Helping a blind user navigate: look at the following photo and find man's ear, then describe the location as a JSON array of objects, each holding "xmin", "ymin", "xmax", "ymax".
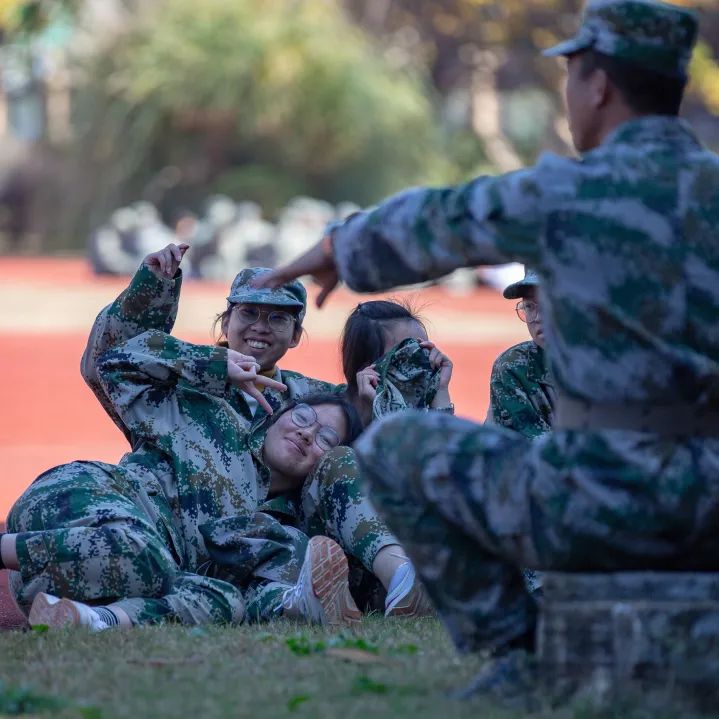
[{"xmin": 591, "ymin": 67, "xmax": 611, "ymax": 109}]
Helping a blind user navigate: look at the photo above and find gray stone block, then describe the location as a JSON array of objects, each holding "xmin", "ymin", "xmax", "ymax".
[{"xmin": 537, "ymin": 572, "xmax": 719, "ymax": 710}]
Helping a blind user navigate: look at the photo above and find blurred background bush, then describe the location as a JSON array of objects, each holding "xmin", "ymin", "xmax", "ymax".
[{"xmin": 0, "ymin": 0, "xmax": 717, "ymax": 255}]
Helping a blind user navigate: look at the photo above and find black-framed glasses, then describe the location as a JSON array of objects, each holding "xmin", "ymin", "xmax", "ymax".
[
  {"xmin": 233, "ymin": 304, "xmax": 296, "ymax": 333},
  {"xmin": 290, "ymin": 403, "xmax": 341, "ymax": 452},
  {"xmin": 515, "ymin": 300, "xmax": 540, "ymax": 323}
]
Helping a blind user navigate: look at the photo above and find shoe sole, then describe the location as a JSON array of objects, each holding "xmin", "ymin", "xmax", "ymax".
[
  {"xmin": 308, "ymin": 537, "xmax": 361, "ymax": 626},
  {"xmin": 28, "ymin": 593, "xmax": 81, "ymax": 629},
  {"xmin": 0, "ymin": 570, "xmax": 28, "ymax": 631}
]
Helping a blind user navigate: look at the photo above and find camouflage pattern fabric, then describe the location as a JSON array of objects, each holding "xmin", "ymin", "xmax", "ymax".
[
  {"xmin": 81, "ymin": 263, "xmax": 183, "ymax": 443},
  {"xmin": 7, "ymin": 461, "xmax": 245, "ymax": 626},
  {"xmin": 81, "ymin": 264, "xmax": 339, "ymax": 435},
  {"xmin": 8, "ymin": 331, "xmax": 278, "ymax": 625},
  {"xmin": 356, "ymin": 410, "xmax": 719, "ymax": 652},
  {"xmin": 371, "ymin": 338, "xmax": 440, "ymax": 421},
  {"xmin": 488, "ymin": 341, "xmax": 555, "ymax": 439},
  {"xmin": 543, "ymin": 0, "xmax": 699, "ymax": 79},
  {"xmin": 227, "ymin": 267, "xmax": 306, "ymax": 321},
  {"xmin": 327, "ymin": 114, "xmax": 719, "ymax": 651},
  {"xmin": 331, "ymin": 116, "xmax": 719, "ymax": 413},
  {"xmin": 201, "ymin": 446, "xmax": 398, "ymax": 620}
]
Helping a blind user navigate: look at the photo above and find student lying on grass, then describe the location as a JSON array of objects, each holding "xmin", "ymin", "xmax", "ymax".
[
  {"xmin": 0, "ymin": 332, "xmax": 426, "ymax": 631},
  {"xmin": 71, "ymin": 243, "xmax": 433, "ymax": 624}
]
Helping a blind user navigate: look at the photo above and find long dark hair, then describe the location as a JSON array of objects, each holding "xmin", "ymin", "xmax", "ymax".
[
  {"xmin": 267, "ymin": 392, "xmax": 363, "ymax": 446},
  {"xmin": 341, "ymin": 300, "xmax": 426, "ymax": 398}
]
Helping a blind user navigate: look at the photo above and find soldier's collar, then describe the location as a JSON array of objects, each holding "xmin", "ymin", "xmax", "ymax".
[{"xmin": 598, "ymin": 116, "xmax": 700, "ymax": 153}]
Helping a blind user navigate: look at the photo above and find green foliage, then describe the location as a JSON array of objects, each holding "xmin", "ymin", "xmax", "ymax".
[
  {"xmin": 351, "ymin": 675, "xmax": 389, "ymax": 695},
  {"xmin": 69, "ymin": 0, "xmax": 447, "ymax": 235},
  {"xmin": 0, "ymin": 682, "xmax": 67, "ymax": 715}
]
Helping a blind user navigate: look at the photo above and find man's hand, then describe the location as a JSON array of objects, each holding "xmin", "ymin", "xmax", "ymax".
[
  {"xmin": 144, "ymin": 243, "xmax": 190, "ymax": 280},
  {"xmin": 252, "ymin": 236, "xmax": 339, "ymax": 308},
  {"xmin": 226, "ymin": 349, "xmax": 287, "ymax": 415}
]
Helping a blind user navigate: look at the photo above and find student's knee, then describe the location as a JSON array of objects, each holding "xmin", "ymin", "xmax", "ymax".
[
  {"xmin": 106, "ymin": 524, "xmax": 178, "ymax": 595},
  {"xmin": 354, "ymin": 411, "xmax": 429, "ymax": 496}
]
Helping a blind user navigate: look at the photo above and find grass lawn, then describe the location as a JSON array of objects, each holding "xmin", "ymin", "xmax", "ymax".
[{"xmin": 0, "ymin": 617, "xmax": 714, "ymax": 719}]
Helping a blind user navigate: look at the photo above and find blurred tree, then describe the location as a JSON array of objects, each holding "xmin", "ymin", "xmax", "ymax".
[
  {"xmin": 58, "ymin": 0, "xmax": 448, "ymax": 249},
  {"xmin": 345, "ymin": 0, "xmax": 719, "ymax": 168}
]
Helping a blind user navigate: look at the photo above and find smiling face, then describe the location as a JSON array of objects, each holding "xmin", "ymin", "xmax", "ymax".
[
  {"xmin": 263, "ymin": 403, "xmax": 348, "ymax": 484},
  {"xmin": 223, "ymin": 303, "xmax": 301, "ymax": 372}
]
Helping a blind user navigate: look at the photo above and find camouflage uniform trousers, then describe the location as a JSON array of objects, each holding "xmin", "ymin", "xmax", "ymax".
[
  {"xmin": 7, "ymin": 461, "xmax": 245, "ymax": 626},
  {"xmin": 202, "ymin": 445, "xmax": 398, "ymax": 621},
  {"xmin": 355, "ymin": 410, "xmax": 719, "ymax": 653}
]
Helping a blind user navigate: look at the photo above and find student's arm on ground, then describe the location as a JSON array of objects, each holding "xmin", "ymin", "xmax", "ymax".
[
  {"xmin": 331, "ymin": 165, "xmax": 549, "ymax": 293},
  {"xmin": 80, "ymin": 261, "xmax": 184, "ymax": 440}
]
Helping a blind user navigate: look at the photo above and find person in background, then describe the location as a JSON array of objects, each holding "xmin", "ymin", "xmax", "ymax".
[{"xmin": 487, "ymin": 268, "xmax": 555, "ymax": 438}]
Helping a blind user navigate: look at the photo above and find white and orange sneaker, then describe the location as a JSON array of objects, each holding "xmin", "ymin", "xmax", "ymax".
[
  {"xmin": 384, "ymin": 561, "xmax": 434, "ymax": 618},
  {"xmin": 28, "ymin": 593, "xmax": 110, "ymax": 632},
  {"xmin": 281, "ymin": 536, "xmax": 361, "ymax": 626}
]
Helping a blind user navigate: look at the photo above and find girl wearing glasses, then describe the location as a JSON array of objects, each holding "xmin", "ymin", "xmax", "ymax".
[
  {"xmin": 486, "ymin": 268, "xmax": 555, "ymax": 439},
  {"xmin": 0, "ymin": 330, "xmax": 369, "ymax": 631},
  {"xmin": 81, "ymin": 243, "xmax": 339, "ymax": 447},
  {"xmin": 272, "ymin": 299, "xmax": 456, "ymax": 620},
  {"xmin": 11, "ymin": 242, "xmax": 424, "ymax": 629}
]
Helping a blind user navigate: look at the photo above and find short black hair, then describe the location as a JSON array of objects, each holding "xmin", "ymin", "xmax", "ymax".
[
  {"xmin": 269, "ymin": 392, "xmax": 363, "ymax": 446},
  {"xmin": 341, "ymin": 300, "xmax": 426, "ymax": 399},
  {"xmin": 578, "ymin": 49, "xmax": 686, "ymax": 116}
]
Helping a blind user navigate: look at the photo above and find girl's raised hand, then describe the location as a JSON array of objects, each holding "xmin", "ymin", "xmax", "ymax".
[
  {"xmin": 420, "ymin": 340, "xmax": 453, "ymax": 390},
  {"xmin": 355, "ymin": 365, "xmax": 379, "ymax": 425},
  {"xmin": 144, "ymin": 243, "xmax": 190, "ymax": 280},
  {"xmin": 226, "ymin": 349, "xmax": 287, "ymax": 415},
  {"xmin": 356, "ymin": 365, "xmax": 380, "ymax": 402}
]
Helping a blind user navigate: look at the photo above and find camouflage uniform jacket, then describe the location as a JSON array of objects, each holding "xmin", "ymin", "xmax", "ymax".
[
  {"xmin": 81, "ymin": 264, "xmax": 338, "ymax": 444},
  {"xmin": 330, "ymin": 116, "xmax": 719, "ymax": 417},
  {"xmin": 95, "ymin": 329, "xmax": 271, "ymax": 570},
  {"xmin": 488, "ymin": 341, "xmax": 555, "ymax": 439}
]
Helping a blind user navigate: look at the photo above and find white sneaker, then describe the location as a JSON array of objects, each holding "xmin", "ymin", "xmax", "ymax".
[
  {"xmin": 384, "ymin": 561, "xmax": 434, "ymax": 618},
  {"xmin": 29, "ymin": 593, "xmax": 109, "ymax": 632},
  {"xmin": 281, "ymin": 536, "xmax": 361, "ymax": 626}
]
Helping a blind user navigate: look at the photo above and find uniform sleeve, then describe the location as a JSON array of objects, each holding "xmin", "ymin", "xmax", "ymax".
[
  {"xmin": 80, "ymin": 264, "xmax": 183, "ymax": 441},
  {"xmin": 96, "ymin": 330, "xmax": 228, "ymax": 441},
  {"xmin": 331, "ymin": 165, "xmax": 547, "ymax": 292},
  {"xmin": 488, "ymin": 360, "xmax": 548, "ymax": 440}
]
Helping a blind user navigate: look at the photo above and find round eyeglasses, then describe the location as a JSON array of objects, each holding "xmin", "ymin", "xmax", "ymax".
[
  {"xmin": 290, "ymin": 403, "xmax": 341, "ymax": 452},
  {"xmin": 233, "ymin": 304, "xmax": 296, "ymax": 333},
  {"xmin": 515, "ymin": 300, "xmax": 540, "ymax": 323}
]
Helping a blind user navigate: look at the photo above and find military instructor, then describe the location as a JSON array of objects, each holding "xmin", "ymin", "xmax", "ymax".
[{"xmin": 257, "ymin": 0, "xmax": 719, "ymax": 665}]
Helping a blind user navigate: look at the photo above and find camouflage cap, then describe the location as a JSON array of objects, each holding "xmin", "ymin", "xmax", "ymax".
[
  {"xmin": 543, "ymin": 0, "xmax": 699, "ymax": 79},
  {"xmin": 227, "ymin": 267, "xmax": 307, "ymax": 320},
  {"xmin": 503, "ymin": 268, "xmax": 540, "ymax": 300}
]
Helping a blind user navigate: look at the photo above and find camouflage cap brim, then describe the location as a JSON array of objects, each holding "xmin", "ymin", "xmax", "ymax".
[
  {"xmin": 226, "ymin": 288, "xmax": 305, "ymax": 308},
  {"xmin": 503, "ymin": 281, "xmax": 538, "ymax": 300},
  {"xmin": 543, "ymin": 34, "xmax": 594, "ymax": 58}
]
